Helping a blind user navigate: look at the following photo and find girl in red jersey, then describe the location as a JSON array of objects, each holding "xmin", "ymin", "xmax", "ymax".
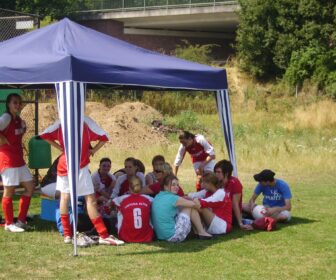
[
  {"xmin": 189, "ymin": 172, "xmax": 232, "ymax": 235},
  {"xmin": 141, "ymin": 162, "xmax": 185, "ymax": 197},
  {"xmin": 113, "ymin": 176, "xmax": 154, "ymax": 243},
  {"xmin": 0, "ymin": 94, "xmax": 35, "ymax": 233},
  {"xmin": 145, "ymin": 155, "xmax": 165, "ymax": 185},
  {"xmin": 40, "ymin": 116, "xmax": 124, "ymax": 246},
  {"xmin": 111, "ymin": 157, "xmax": 145, "ymax": 198},
  {"xmin": 174, "ymin": 131, "xmax": 216, "ymax": 191}
]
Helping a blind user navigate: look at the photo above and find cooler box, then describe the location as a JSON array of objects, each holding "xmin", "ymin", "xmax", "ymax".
[{"xmin": 40, "ymin": 195, "xmax": 58, "ymax": 222}]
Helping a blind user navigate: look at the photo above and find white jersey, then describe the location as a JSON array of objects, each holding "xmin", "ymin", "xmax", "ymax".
[{"xmin": 91, "ymin": 171, "xmax": 116, "ymax": 192}]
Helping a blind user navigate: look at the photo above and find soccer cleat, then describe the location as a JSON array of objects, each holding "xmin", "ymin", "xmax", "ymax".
[
  {"xmin": 74, "ymin": 233, "xmax": 90, "ymax": 248},
  {"xmin": 15, "ymin": 220, "xmax": 31, "ymax": 230},
  {"xmin": 64, "ymin": 236, "xmax": 72, "ymax": 244},
  {"xmin": 99, "ymin": 235, "xmax": 125, "ymax": 246},
  {"xmin": 81, "ymin": 234, "xmax": 99, "ymax": 246},
  {"xmin": 5, "ymin": 224, "xmax": 25, "ymax": 233}
]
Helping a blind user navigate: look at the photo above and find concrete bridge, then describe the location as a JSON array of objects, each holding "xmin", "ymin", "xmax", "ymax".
[{"xmin": 75, "ymin": 1, "xmax": 240, "ymax": 59}]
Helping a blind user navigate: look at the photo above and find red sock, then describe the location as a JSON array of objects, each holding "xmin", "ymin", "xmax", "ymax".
[
  {"xmin": 18, "ymin": 195, "xmax": 31, "ymax": 223},
  {"xmin": 2, "ymin": 197, "xmax": 14, "ymax": 225},
  {"xmin": 196, "ymin": 181, "xmax": 202, "ymax": 191},
  {"xmin": 91, "ymin": 216, "xmax": 109, "ymax": 239},
  {"xmin": 60, "ymin": 214, "xmax": 73, "ymax": 238}
]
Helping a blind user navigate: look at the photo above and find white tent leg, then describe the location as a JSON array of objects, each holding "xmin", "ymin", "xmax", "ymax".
[
  {"xmin": 216, "ymin": 90, "xmax": 238, "ymax": 176},
  {"xmin": 55, "ymin": 81, "xmax": 85, "ymax": 256}
]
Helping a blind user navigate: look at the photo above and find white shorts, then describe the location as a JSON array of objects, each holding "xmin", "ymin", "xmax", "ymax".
[
  {"xmin": 193, "ymin": 160, "xmax": 216, "ymax": 173},
  {"xmin": 1, "ymin": 165, "xmax": 33, "ymax": 187},
  {"xmin": 207, "ymin": 215, "xmax": 228, "ymax": 235},
  {"xmin": 56, "ymin": 166, "xmax": 94, "ymax": 196}
]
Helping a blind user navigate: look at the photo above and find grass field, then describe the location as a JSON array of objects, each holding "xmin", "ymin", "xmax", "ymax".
[{"xmin": 0, "ymin": 97, "xmax": 335, "ymax": 280}]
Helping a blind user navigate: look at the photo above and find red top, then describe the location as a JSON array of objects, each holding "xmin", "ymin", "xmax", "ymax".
[
  {"xmin": 0, "ymin": 114, "xmax": 26, "ymax": 172},
  {"xmin": 40, "ymin": 117, "xmax": 108, "ymax": 176},
  {"xmin": 149, "ymin": 181, "xmax": 185, "ymax": 197},
  {"xmin": 224, "ymin": 176, "xmax": 243, "ymax": 211},
  {"xmin": 199, "ymin": 189, "xmax": 232, "ymax": 232},
  {"xmin": 174, "ymin": 134, "xmax": 215, "ymax": 166},
  {"xmin": 113, "ymin": 194, "xmax": 154, "ymax": 243}
]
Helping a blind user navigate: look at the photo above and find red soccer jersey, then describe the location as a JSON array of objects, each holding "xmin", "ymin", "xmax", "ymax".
[
  {"xmin": 0, "ymin": 113, "xmax": 26, "ymax": 172},
  {"xmin": 149, "ymin": 181, "xmax": 185, "ymax": 197},
  {"xmin": 40, "ymin": 117, "xmax": 108, "ymax": 176},
  {"xmin": 174, "ymin": 134, "xmax": 215, "ymax": 166},
  {"xmin": 224, "ymin": 176, "xmax": 243, "ymax": 211},
  {"xmin": 199, "ymin": 189, "xmax": 232, "ymax": 233},
  {"xmin": 113, "ymin": 194, "xmax": 154, "ymax": 243}
]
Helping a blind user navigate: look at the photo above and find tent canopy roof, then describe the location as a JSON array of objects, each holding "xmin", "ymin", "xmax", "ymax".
[{"xmin": 0, "ymin": 18, "xmax": 227, "ymax": 91}]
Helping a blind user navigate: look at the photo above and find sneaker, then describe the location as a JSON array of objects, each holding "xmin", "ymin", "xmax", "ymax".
[
  {"xmin": 99, "ymin": 235, "xmax": 125, "ymax": 246},
  {"xmin": 15, "ymin": 220, "xmax": 31, "ymax": 230},
  {"xmin": 82, "ymin": 234, "xmax": 98, "ymax": 246},
  {"xmin": 74, "ymin": 233, "xmax": 90, "ymax": 248},
  {"xmin": 64, "ymin": 236, "xmax": 72, "ymax": 244},
  {"xmin": 5, "ymin": 224, "xmax": 25, "ymax": 233}
]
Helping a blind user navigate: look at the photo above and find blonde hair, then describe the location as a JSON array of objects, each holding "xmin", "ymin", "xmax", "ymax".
[
  {"xmin": 202, "ymin": 172, "xmax": 220, "ymax": 189},
  {"xmin": 129, "ymin": 176, "xmax": 142, "ymax": 193},
  {"xmin": 159, "ymin": 162, "xmax": 173, "ymax": 175}
]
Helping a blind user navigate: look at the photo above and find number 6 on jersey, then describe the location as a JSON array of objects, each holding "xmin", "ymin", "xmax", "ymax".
[{"xmin": 133, "ymin": 208, "xmax": 142, "ymax": 229}]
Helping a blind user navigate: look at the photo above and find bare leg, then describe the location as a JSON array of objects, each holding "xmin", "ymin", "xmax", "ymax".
[
  {"xmin": 3, "ymin": 186, "xmax": 15, "ymax": 198},
  {"xmin": 85, "ymin": 194, "xmax": 100, "ymax": 219},
  {"xmin": 59, "ymin": 193, "xmax": 70, "ymax": 215},
  {"xmin": 189, "ymin": 208, "xmax": 212, "ymax": 237},
  {"xmin": 20, "ymin": 180, "xmax": 35, "ymax": 197},
  {"xmin": 199, "ymin": 208, "xmax": 215, "ymax": 227}
]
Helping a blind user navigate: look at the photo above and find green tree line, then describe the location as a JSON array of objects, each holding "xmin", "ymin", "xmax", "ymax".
[{"xmin": 236, "ymin": 0, "xmax": 336, "ymax": 97}]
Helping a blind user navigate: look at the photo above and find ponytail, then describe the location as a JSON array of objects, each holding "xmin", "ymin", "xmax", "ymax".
[{"xmin": 129, "ymin": 176, "xmax": 142, "ymax": 194}]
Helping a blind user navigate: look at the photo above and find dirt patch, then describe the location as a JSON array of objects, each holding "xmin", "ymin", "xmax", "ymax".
[{"xmin": 21, "ymin": 101, "xmax": 169, "ymax": 150}]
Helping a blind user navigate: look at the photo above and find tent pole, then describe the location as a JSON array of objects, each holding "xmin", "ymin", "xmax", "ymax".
[{"xmin": 215, "ymin": 90, "xmax": 238, "ymax": 176}]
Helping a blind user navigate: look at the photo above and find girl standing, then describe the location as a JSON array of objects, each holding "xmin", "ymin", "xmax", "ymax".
[{"xmin": 0, "ymin": 94, "xmax": 35, "ymax": 232}]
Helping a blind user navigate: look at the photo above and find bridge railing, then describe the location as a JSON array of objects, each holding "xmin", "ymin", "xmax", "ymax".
[{"xmin": 75, "ymin": 0, "xmax": 236, "ymax": 12}]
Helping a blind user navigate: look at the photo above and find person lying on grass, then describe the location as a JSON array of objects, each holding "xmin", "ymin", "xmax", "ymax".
[
  {"xmin": 151, "ymin": 174, "xmax": 213, "ymax": 242},
  {"xmin": 145, "ymin": 155, "xmax": 165, "ymax": 186},
  {"xmin": 188, "ymin": 172, "xmax": 232, "ymax": 235},
  {"xmin": 40, "ymin": 116, "xmax": 124, "ymax": 246},
  {"xmin": 113, "ymin": 176, "xmax": 154, "ymax": 243},
  {"xmin": 214, "ymin": 160, "xmax": 253, "ymax": 230},
  {"xmin": 141, "ymin": 162, "xmax": 184, "ymax": 197},
  {"xmin": 243, "ymin": 169, "xmax": 292, "ymax": 222}
]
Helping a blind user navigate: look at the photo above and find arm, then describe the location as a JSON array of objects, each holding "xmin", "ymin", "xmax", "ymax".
[
  {"xmin": 248, "ymin": 193, "xmax": 259, "ymax": 212},
  {"xmin": 90, "ymin": 140, "xmax": 106, "ymax": 157},
  {"xmin": 196, "ymin": 135, "xmax": 215, "ymax": 171},
  {"xmin": 266, "ymin": 199, "xmax": 292, "ymax": 216},
  {"xmin": 187, "ymin": 189, "xmax": 206, "ymax": 200},
  {"xmin": 140, "ymin": 187, "xmax": 155, "ymax": 195},
  {"xmin": 173, "ymin": 144, "xmax": 186, "ymax": 176},
  {"xmin": 176, "ymin": 197, "xmax": 198, "ymax": 209},
  {"xmin": 145, "ymin": 173, "xmax": 154, "ymax": 186}
]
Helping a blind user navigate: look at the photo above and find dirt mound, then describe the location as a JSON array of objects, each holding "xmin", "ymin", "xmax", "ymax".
[{"xmin": 21, "ymin": 101, "xmax": 168, "ymax": 150}]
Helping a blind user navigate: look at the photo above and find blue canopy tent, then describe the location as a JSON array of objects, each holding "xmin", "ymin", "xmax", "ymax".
[{"xmin": 0, "ymin": 18, "xmax": 236, "ymax": 255}]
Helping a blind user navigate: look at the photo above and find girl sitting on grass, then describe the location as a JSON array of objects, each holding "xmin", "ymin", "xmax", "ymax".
[
  {"xmin": 141, "ymin": 162, "xmax": 184, "ymax": 197},
  {"xmin": 151, "ymin": 174, "xmax": 212, "ymax": 242},
  {"xmin": 189, "ymin": 172, "xmax": 232, "ymax": 235},
  {"xmin": 111, "ymin": 157, "xmax": 145, "ymax": 198},
  {"xmin": 113, "ymin": 176, "xmax": 154, "ymax": 243}
]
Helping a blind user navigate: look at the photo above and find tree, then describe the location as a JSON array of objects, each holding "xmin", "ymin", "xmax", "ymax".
[{"xmin": 236, "ymin": 0, "xmax": 336, "ymax": 95}]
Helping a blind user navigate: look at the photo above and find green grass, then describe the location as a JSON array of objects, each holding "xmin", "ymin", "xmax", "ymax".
[
  {"xmin": 0, "ymin": 176, "xmax": 335, "ymax": 279},
  {"xmin": 1, "ymin": 97, "xmax": 336, "ymax": 279}
]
